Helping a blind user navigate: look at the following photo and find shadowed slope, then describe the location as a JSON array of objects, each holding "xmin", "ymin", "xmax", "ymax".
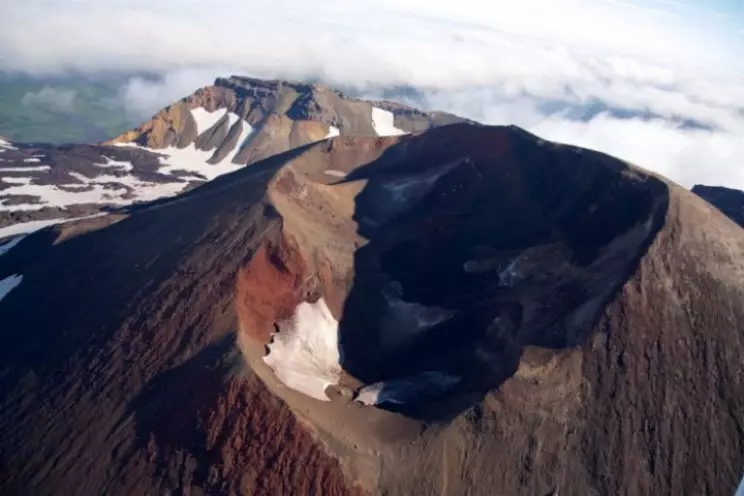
[
  {"xmin": 0, "ymin": 124, "xmax": 743, "ymax": 495},
  {"xmin": 0, "ymin": 143, "xmax": 363, "ymax": 496},
  {"xmin": 693, "ymin": 184, "xmax": 744, "ymax": 228},
  {"xmin": 237, "ymin": 125, "xmax": 744, "ymax": 495}
]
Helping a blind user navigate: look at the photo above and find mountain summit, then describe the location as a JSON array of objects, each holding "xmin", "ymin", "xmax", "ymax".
[
  {"xmin": 107, "ymin": 76, "xmax": 469, "ymax": 152},
  {"xmin": 0, "ymin": 76, "xmax": 468, "ymax": 236},
  {"xmin": 1, "ymin": 107, "xmax": 743, "ymax": 494}
]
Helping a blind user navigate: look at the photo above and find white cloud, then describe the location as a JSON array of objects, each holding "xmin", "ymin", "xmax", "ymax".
[
  {"xmin": 21, "ymin": 86, "xmax": 77, "ymax": 111},
  {"xmin": 118, "ymin": 67, "xmax": 239, "ymax": 118},
  {"xmin": 1, "ymin": 0, "xmax": 743, "ymax": 189},
  {"xmin": 531, "ymin": 114, "xmax": 744, "ymax": 189}
]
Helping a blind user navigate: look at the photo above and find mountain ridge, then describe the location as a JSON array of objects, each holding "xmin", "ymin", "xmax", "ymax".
[
  {"xmin": 1, "ymin": 122, "xmax": 743, "ymax": 495},
  {"xmin": 1, "ymin": 75, "xmax": 740, "ymax": 241},
  {"xmin": 0, "ymin": 76, "xmax": 470, "ymax": 236}
]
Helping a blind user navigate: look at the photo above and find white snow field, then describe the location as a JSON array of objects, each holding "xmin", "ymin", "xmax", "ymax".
[
  {"xmin": 326, "ymin": 125, "xmax": 340, "ymax": 139},
  {"xmin": 0, "ymin": 107, "xmax": 255, "ymax": 213},
  {"xmin": 262, "ymin": 298, "xmax": 342, "ymax": 401},
  {"xmin": 371, "ymin": 107, "xmax": 407, "ymax": 136},
  {"xmin": 0, "ymin": 170, "xmax": 188, "ymax": 212},
  {"xmin": 0, "ymin": 106, "xmax": 410, "ymax": 217},
  {"xmin": 0, "ymin": 274, "xmax": 23, "ymax": 303},
  {"xmin": 191, "ymin": 107, "xmax": 226, "ymax": 135},
  {"xmin": 118, "ymin": 108, "xmax": 254, "ymax": 182},
  {"xmin": 0, "ymin": 166, "xmax": 51, "ymax": 173},
  {"xmin": 324, "ymin": 169, "xmax": 346, "ymax": 178}
]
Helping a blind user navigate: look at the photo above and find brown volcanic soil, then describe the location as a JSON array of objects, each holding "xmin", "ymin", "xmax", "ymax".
[
  {"xmin": 105, "ymin": 76, "xmax": 471, "ymax": 161},
  {"xmin": 1, "ymin": 124, "xmax": 744, "ymax": 495}
]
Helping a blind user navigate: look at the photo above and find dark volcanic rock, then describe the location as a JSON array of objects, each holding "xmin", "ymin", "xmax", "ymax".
[
  {"xmin": 692, "ymin": 184, "xmax": 744, "ymax": 227},
  {"xmin": 0, "ymin": 142, "xmax": 190, "ymax": 230},
  {"xmin": 1, "ymin": 124, "xmax": 743, "ymax": 495}
]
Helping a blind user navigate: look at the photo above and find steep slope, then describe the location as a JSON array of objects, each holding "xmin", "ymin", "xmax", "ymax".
[
  {"xmin": 1, "ymin": 124, "xmax": 743, "ymax": 495},
  {"xmin": 0, "ymin": 77, "xmax": 469, "ymax": 235},
  {"xmin": 693, "ymin": 184, "xmax": 744, "ymax": 227}
]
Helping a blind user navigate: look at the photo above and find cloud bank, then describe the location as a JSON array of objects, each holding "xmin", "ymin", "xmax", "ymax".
[
  {"xmin": 21, "ymin": 87, "xmax": 77, "ymax": 112},
  {"xmin": 1, "ymin": 0, "xmax": 743, "ymax": 189}
]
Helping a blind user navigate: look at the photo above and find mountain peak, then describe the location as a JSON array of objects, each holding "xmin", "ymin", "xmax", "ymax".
[
  {"xmin": 0, "ymin": 76, "xmax": 471, "ymax": 234},
  {"xmin": 106, "ymin": 74, "xmax": 469, "ymax": 152}
]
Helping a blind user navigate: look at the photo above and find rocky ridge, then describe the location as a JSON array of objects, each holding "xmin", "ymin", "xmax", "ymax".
[
  {"xmin": 1, "ymin": 122, "xmax": 743, "ymax": 495},
  {"xmin": 0, "ymin": 76, "xmax": 469, "ymax": 236}
]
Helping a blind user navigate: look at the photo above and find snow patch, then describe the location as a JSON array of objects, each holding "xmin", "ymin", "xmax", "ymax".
[
  {"xmin": 150, "ymin": 143, "xmax": 241, "ymax": 180},
  {"xmin": 371, "ymin": 107, "xmax": 407, "ymax": 137},
  {"xmin": 67, "ymin": 172, "xmax": 89, "ymax": 183},
  {"xmin": 0, "ymin": 235, "xmax": 25, "ymax": 256},
  {"xmin": 0, "ymin": 113, "xmax": 253, "ymax": 215},
  {"xmin": 97, "ymin": 157, "xmax": 133, "ymax": 172},
  {"xmin": 58, "ymin": 183, "xmax": 89, "ymax": 190},
  {"xmin": 22, "ymin": 157, "xmax": 42, "ymax": 163},
  {"xmin": 228, "ymin": 119, "xmax": 254, "ymax": 164},
  {"xmin": 0, "ymin": 139, "xmax": 17, "ymax": 150},
  {"xmin": 226, "ymin": 112, "xmax": 239, "ymax": 128},
  {"xmin": 190, "ymin": 107, "xmax": 227, "ymax": 136},
  {"xmin": 355, "ymin": 371, "xmax": 461, "ymax": 406},
  {"xmin": 263, "ymin": 298, "xmax": 342, "ymax": 402},
  {"xmin": 2, "ymin": 177, "xmax": 33, "ymax": 185},
  {"xmin": 0, "ymin": 165, "xmax": 51, "ymax": 172},
  {"xmin": 326, "ymin": 125, "xmax": 340, "ymax": 139},
  {"xmin": 324, "ymin": 169, "xmax": 346, "ymax": 178},
  {"xmin": 0, "ymin": 172, "xmax": 187, "ymax": 211},
  {"xmin": 0, "ymin": 213, "xmax": 110, "ymax": 241},
  {"xmin": 118, "ymin": 113, "xmax": 252, "ymax": 181},
  {"xmin": 0, "ymin": 274, "xmax": 23, "ymax": 303},
  {"xmin": 736, "ymin": 474, "xmax": 744, "ymax": 496}
]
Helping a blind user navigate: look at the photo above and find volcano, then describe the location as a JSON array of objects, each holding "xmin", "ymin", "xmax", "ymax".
[{"xmin": 0, "ymin": 86, "xmax": 743, "ymax": 496}]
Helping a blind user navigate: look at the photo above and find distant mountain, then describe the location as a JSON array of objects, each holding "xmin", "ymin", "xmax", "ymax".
[
  {"xmin": 692, "ymin": 184, "xmax": 744, "ymax": 227},
  {"xmin": 0, "ymin": 76, "xmax": 469, "ymax": 237},
  {"xmin": 1, "ymin": 122, "xmax": 743, "ymax": 495}
]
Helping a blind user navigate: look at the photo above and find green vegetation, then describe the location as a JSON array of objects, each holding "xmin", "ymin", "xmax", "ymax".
[{"xmin": 0, "ymin": 75, "xmax": 135, "ymax": 144}]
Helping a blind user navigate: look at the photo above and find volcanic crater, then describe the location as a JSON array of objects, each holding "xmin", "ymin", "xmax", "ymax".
[
  {"xmin": 235, "ymin": 124, "xmax": 669, "ymax": 432},
  {"xmin": 4, "ymin": 118, "xmax": 742, "ymax": 495}
]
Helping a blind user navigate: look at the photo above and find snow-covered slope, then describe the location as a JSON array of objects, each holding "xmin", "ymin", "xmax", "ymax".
[
  {"xmin": 0, "ymin": 274, "xmax": 22, "ymax": 303},
  {"xmin": 114, "ymin": 109, "xmax": 254, "ymax": 182},
  {"xmin": 371, "ymin": 107, "xmax": 407, "ymax": 136},
  {"xmin": 262, "ymin": 298, "xmax": 342, "ymax": 401},
  {"xmin": 0, "ymin": 76, "xmax": 470, "ymax": 233}
]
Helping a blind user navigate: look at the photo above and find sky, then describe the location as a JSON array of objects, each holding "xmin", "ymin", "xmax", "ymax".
[{"xmin": 1, "ymin": 0, "xmax": 743, "ymax": 189}]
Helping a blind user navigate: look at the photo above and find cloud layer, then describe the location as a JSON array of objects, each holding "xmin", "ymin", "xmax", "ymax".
[
  {"xmin": 21, "ymin": 87, "xmax": 77, "ymax": 111},
  {"xmin": 1, "ymin": 0, "xmax": 743, "ymax": 188}
]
